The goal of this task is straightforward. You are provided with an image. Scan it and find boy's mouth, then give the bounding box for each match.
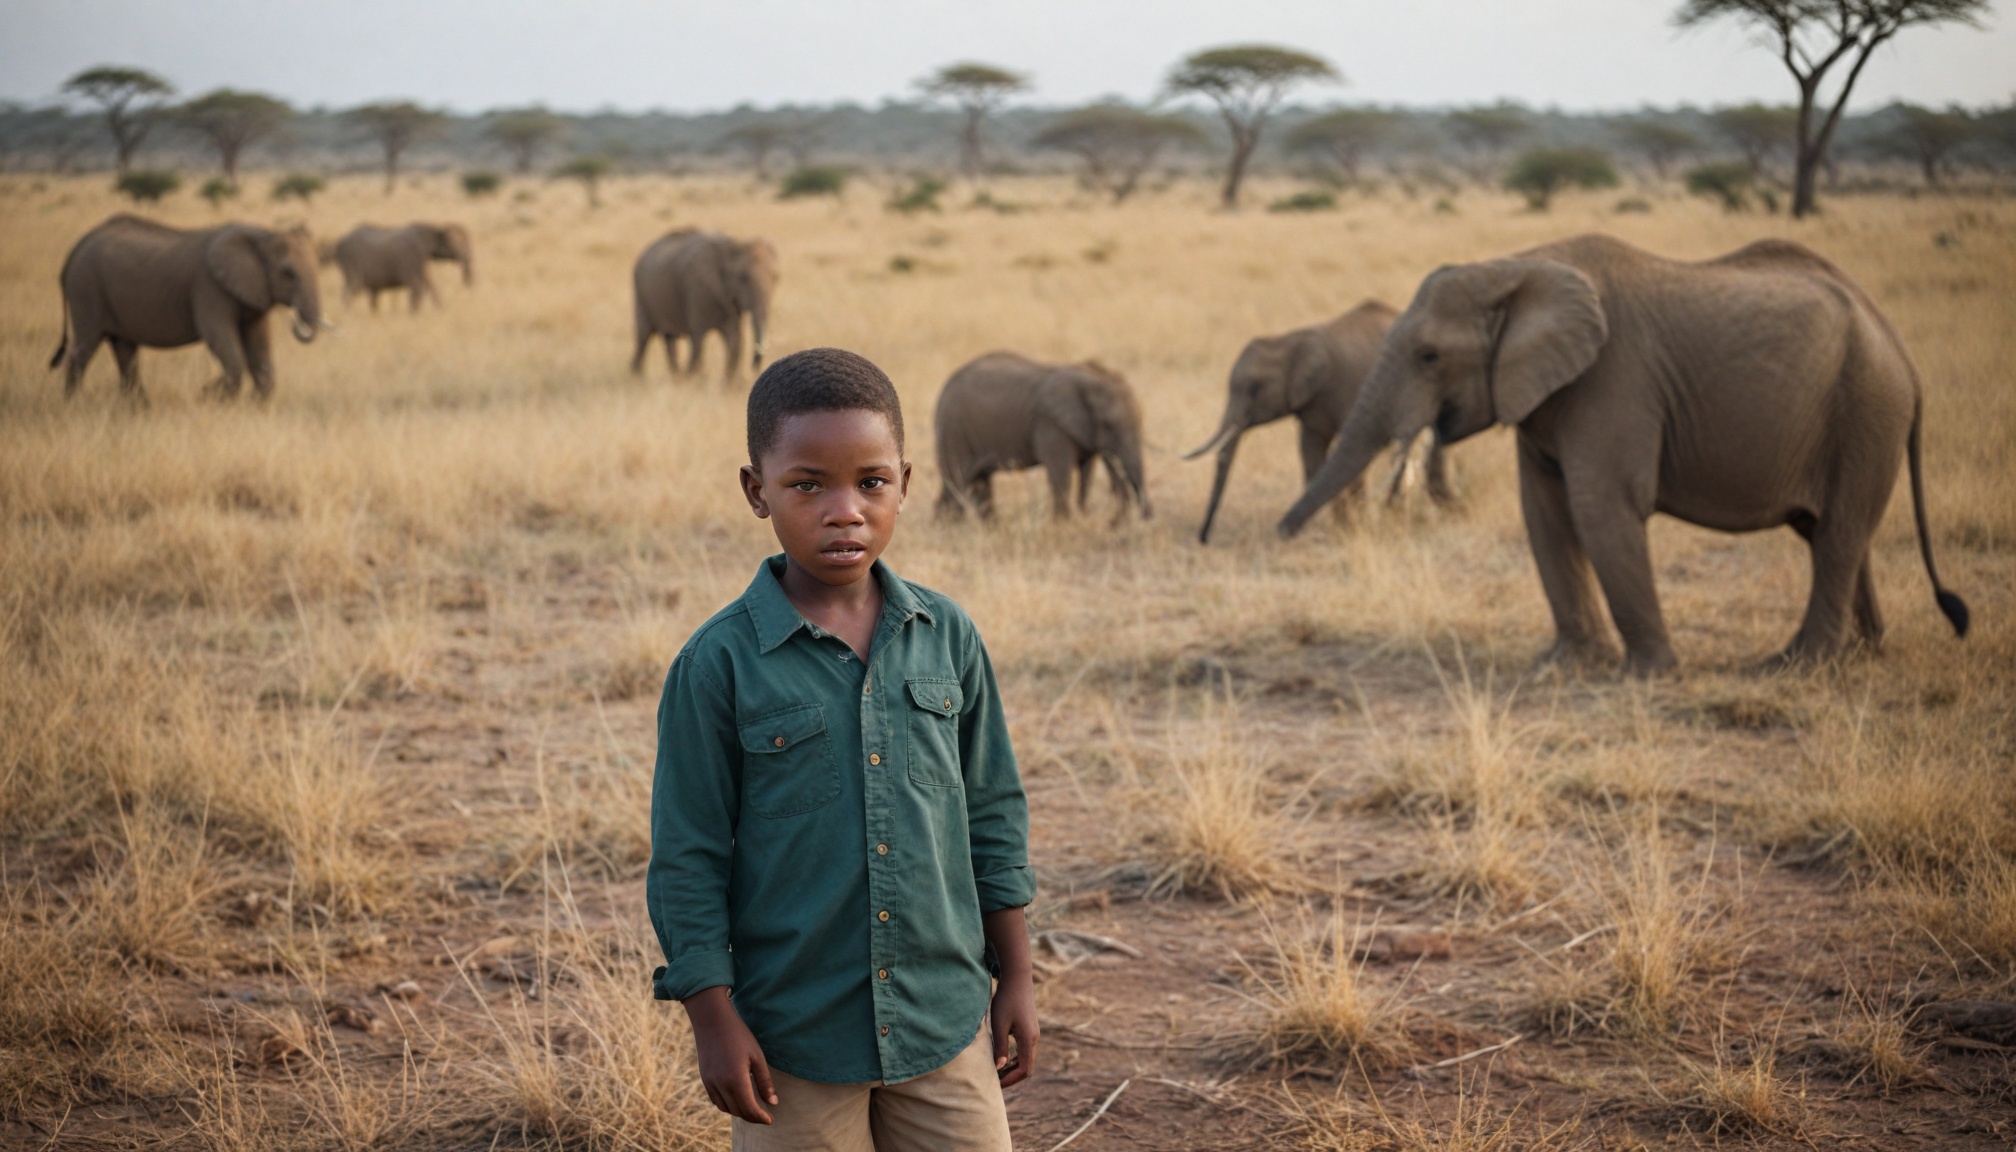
[820,541,869,564]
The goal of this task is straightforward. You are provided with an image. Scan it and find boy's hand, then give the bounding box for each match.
[681,986,778,1124]
[982,906,1039,1088]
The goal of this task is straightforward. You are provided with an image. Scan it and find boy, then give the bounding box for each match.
[649,348,1037,1150]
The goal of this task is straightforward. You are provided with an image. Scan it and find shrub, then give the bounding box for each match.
[778,165,848,200]
[553,155,615,207]
[199,176,239,208]
[1685,161,1753,211]
[115,169,179,203]
[1503,147,1619,210]
[270,173,324,203]
[886,175,944,215]
[1267,189,1337,213]
[461,169,503,198]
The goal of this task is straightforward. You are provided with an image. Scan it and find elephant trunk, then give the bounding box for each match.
[749,297,769,369]
[289,283,324,344]
[1277,414,1389,538]
[1119,444,1151,520]
[1197,427,1245,543]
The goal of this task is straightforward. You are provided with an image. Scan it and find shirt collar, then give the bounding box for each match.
[745,554,934,655]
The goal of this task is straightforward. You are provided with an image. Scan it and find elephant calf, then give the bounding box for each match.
[1186,300,1454,543]
[1278,233,1970,674]
[50,214,325,401]
[332,222,473,312]
[935,352,1151,525]
[632,229,777,383]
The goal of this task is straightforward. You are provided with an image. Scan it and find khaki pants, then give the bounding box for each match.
[731,1027,1012,1152]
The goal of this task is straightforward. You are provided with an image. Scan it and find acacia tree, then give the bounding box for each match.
[178,89,291,183]
[1444,103,1530,183]
[485,106,564,175]
[1284,107,1400,185]
[1872,103,1979,186]
[1612,117,1702,180]
[718,117,823,180]
[1675,0,1989,217]
[916,63,1030,181]
[63,66,174,173]
[1033,106,1204,204]
[1710,103,1798,178]
[1165,45,1338,209]
[345,101,447,193]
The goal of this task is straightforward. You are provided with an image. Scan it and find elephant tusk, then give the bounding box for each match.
[319,319,339,333]
[1182,425,1234,460]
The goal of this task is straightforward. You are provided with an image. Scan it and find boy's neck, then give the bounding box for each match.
[777,556,884,659]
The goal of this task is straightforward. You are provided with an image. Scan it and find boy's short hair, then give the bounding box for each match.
[746,348,905,466]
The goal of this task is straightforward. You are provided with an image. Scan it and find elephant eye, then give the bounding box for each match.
[1418,348,1440,364]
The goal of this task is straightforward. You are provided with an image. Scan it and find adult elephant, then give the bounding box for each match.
[1185,300,1454,543]
[1277,234,1969,675]
[631,229,778,383]
[332,223,472,312]
[935,352,1151,525]
[49,214,325,401]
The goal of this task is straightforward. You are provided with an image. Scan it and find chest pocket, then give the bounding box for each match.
[737,704,840,818]
[905,678,965,788]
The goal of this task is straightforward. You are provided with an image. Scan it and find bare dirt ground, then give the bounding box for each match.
[3,173,2013,1149]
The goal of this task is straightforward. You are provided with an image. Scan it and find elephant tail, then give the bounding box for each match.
[1908,395,1969,638]
[48,300,69,369]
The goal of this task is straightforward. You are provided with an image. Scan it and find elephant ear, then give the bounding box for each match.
[1282,331,1335,412]
[206,227,275,311]
[1486,258,1607,425]
[1035,368,1098,446]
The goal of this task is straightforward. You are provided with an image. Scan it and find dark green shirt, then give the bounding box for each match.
[648,555,1034,1085]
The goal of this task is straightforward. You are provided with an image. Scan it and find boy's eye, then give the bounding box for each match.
[791,481,819,493]
[860,477,886,489]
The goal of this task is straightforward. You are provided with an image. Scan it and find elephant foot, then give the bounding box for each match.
[1531,637,1617,675]
[1621,647,1680,680]
[1753,638,1865,676]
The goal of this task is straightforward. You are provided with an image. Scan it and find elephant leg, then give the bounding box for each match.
[630,329,650,375]
[110,338,145,403]
[972,473,996,520]
[686,331,705,375]
[63,326,105,398]
[242,316,276,400]
[1076,455,1096,512]
[1518,439,1616,668]
[1566,487,1675,677]
[197,308,249,400]
[720,323,744,386]
[1780,515,1879,665]
[1034,426,1078,518]
[368,290,380,313]
[937,477,969,520]
[1300,423,1359,526]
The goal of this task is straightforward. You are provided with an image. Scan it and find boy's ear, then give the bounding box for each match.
[740,464,771,519]
[896,459,911,513]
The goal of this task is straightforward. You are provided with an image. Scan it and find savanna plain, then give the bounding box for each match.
[2,170,2013,1150]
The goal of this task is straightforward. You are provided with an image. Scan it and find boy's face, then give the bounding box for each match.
[741,409,910,586]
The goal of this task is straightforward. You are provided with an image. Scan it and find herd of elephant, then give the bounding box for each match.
[47,214,1970,675]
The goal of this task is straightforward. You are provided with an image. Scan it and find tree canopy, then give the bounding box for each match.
[63,65,174,172]
[1164,44,1339,208]
[1675,0,1989,215]
[917,63,1031,180]
[1503,147,1620,209]
[1444,103,1530,181]
[345,101,446,192]
[1710,103,1799,177]
[1284,107,1401,184]
[1612,118,1702,179]
[717,117,824,180]
[484,107,564,175]
[1033,105,1204,203]
[1870,103,1980,186]
[177,89,291,181]
[553,155,614,206]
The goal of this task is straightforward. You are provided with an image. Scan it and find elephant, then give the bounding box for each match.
[934,352,1151,525]
[631,229,778,383]
[1277,233,1970,675]
[331,223,473,312]
[49,214,325,401]
[1185,300,1454,543]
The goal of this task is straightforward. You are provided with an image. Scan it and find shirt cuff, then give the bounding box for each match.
[973,863,1036,913]
[656,949,736,1000]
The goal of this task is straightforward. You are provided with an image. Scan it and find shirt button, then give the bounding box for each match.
[878,910,890,922]
[878,968,889,980]
[863,679,871,694]
[875,843,888,855]
[869,753,881,765]
[772,736,785,748]
[943,698,952,710]
[880,1025,890,1037]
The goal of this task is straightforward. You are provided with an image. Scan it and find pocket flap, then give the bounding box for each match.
[739,704,827,754]
[906,678,963,718]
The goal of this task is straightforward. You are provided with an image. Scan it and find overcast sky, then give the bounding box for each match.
[2,0,2008,114]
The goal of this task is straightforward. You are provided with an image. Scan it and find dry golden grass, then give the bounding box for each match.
[1,169,2011,1142]
[1227,901,1405,1068]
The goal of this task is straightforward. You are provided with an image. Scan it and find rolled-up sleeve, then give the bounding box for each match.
[647,650,741,1000]
[957,629,1034,913]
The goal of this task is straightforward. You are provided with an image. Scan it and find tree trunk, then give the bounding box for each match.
[1221,127,1257,210]
[961,107,985,182]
